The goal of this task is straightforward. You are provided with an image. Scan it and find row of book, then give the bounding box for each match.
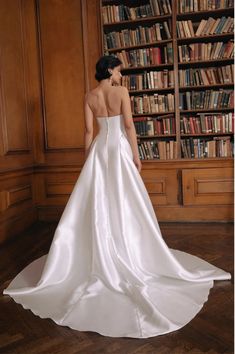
[181,136,233,158]
[180,113,234,134]
[134,115,176,136]
[102,0,172,24]
[179,90,234,110]
[131,93,175,114]
[178,41,234,61]
[102,0,233,24]
[105,38,233,62]
[121,70,174,90]
[115,45,173,68]
[137,136,234,159]
[178,65,234,86]
[133,113,234,137]
[178,0,234,13]
[104,22,171,50]
[176,16,234,38]
[138,140,177,160]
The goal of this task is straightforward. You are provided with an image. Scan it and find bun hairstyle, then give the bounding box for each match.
[95,55,122,82]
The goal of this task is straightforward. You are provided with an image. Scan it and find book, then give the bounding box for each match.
[178,40,234,61]
[177,16,234,38]
[178,0,234,13]
[178,65,234,86]
[121,69,174,90]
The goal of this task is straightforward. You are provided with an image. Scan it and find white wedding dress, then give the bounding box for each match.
[3,114,231,338]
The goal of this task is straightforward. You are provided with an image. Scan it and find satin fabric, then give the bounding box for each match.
[3,114,231,338]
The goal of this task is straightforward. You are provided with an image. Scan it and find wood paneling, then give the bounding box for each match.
[81,0,102,137]
[34,169,82,206]
[0,0,234,246]
[34,158,234,223]
[0,167,37,244]
[0,0,36,170]
[182,168,234,206]
[0,0,39,244]
[37,0,85,151]
[0,1,30,153]
[141,169,178,205]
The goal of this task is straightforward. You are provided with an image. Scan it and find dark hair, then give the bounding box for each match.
[95,55,122,82]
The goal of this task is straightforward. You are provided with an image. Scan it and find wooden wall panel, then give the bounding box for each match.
[0,168,37,244]
[0,1,29,153]
[81,0,102,136]
[37,0,85,152]
[0,0,39,244]
[141,169,178,205]
[0,0,36,170]
[34,169,82,206]
[182,168,234,206]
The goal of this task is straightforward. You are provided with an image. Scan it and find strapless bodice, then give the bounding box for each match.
[96,114,127,139]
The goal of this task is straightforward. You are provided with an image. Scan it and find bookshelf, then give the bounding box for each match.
[99,0,234,161]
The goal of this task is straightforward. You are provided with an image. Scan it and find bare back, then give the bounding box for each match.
[84,84,140,165]
[86,86,123,118]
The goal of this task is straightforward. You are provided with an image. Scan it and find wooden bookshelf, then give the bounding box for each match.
[99,0,234,162]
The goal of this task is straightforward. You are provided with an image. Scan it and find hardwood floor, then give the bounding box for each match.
[0,221,233,354]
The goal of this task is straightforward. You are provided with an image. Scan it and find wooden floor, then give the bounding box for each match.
[0,221,233,354]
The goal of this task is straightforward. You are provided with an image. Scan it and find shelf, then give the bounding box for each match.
[180,108,234,114]
[179,83,234,91]
[103,14,172,27]
[181,132,234,137]
[140,156,233,162]
[137,132,233,139]
[177,7,234,20]
[137,134,176,138]
[100,0,234,163]
[133,111,175,117]
[178,58,234,67]
[177,32,234,43]
[129,87,174,94]
[106,39,172,53]
[120,63,174,72]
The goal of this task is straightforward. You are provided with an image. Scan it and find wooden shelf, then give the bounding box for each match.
[181,132,234,137]
[100,0,234,161]
[133,111,175,117]
[179,83,234,91]
[107,39,172,53]
[137,134,176,138]
[177,32,234,43]
[103,14,172,27]
[141,156,233,162]
[129,87,174,93]
[180,108,234,113]
[121,63,174,71]
[178,58,234,67]
[177,7,234,19]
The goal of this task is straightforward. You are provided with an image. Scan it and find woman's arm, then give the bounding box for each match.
[84,94,94,160]
[120,87,142,172]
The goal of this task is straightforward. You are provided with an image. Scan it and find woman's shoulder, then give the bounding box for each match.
[89,85,127,93]
[86,85,127,98]
[111,85,129,97]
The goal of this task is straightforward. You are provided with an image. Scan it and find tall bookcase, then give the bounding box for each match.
[99,0,234,161]
[98,0,234,222]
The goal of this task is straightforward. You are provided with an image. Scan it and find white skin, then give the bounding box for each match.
[84,64,142,173]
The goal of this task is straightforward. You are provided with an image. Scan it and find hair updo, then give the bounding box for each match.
[95,55,123,82]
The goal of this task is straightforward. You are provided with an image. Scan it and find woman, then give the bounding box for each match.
[3,55,231,339]
[84,55,141,172]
